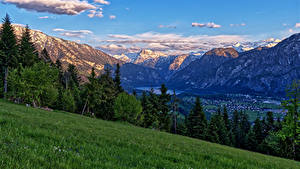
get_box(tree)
[266,111,275,133]
[114,63,123,94]
[114,92,142,124]
[171,90,179,134]
[186,97,207,139]
[158,84,171,131]
[278,80,300,160]
[19,25,38,67]
[0,14,19,97]
[141,91,155,128]
[8,62,58,107]
[96,67,117,120]
[40,48,52,63]
[253,117,264,150]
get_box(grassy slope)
[0,100,299,169]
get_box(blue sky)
[0,0,299,54]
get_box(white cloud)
[230,23,246,27]
[159,25,176,29]
[2,0,96,15]
[53,28,93,38]
[192,22,221,28]
[38,16,49,19]
[109,15,116,20]
[289,29,294,33]
[295,23,300,28]
[94,0,110,5]
[282,23,288,26]
[88,10,103,18]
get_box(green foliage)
[278,80,300,160]
[0,14,19,96]
[186,97,207,139]
[114,63,123,94]
[158,84,171,131]
[8,62,58,107]
[18,25,38,67]
[0,100,299,169]
[61,89,76,113]
[114,92,142,124]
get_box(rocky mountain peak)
[204,48,239,58]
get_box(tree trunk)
[81,97,88,115]
[3,67,8,98]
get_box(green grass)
[0,100,299,169]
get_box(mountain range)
[8,25,300,95]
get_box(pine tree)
[67,64,80,88]
[253,117,264,149]
[186,97,207,139]
[19,25,38,67]
[266,111,275,133]
[0,14,19,97]
[223,106,232,145]
[40,48,52,63]
[171,90,179,134]
[207,112,220,143]
[158,84,171,131]
[141,91,154,128]
[114,63,123,94]
[148,88,160,129]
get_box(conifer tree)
[19,25,38,67]
[141,91,154,127]
[67,64,80,88]
[114,63,123,94]
[0,14,19,97]
[186,97,207,139]
[158,84,171,131]
[171,90,179,134]
[253,117,264,149]
[40,48,51,63]
[266,111,275,133]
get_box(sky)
[0,0,299,55]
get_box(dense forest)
[0,14,299,161]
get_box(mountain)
[168,33,300,95]
[169,48,239,89]
[9,25,122,75]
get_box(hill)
[0,100,299,169]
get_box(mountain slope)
[168,33,300,95]
[0,99,299,168]
[11,25,122,74]
[169,48,239,89]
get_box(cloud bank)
[53,28,93,38]
[97,32,248,55]
[2,0,96,15]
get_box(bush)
[114,92,142,124]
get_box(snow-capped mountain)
[232,38,282,52]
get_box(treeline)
[0,15,299,161]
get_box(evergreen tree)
[67,64,80,88]
[186,97,207,139]
[253,117,264,150]
[141,91,155,128]
[148,88,160,129]
[19,25,38,67]
[0,14,19,97]
[158,84,171,131]
[207,112,220,143]
[171,90,179,134]
[240,111,251,148]
[231,110,241,147]
[223,106,232,145]
[97,67,117,120]
[266,111,275,133]
[114,63,123,94]
[40,48,52,63]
